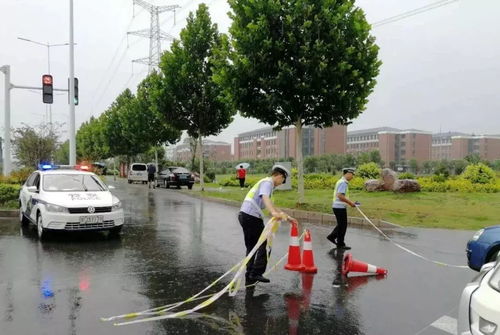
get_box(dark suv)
[157,167,195,189]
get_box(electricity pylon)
[128,0,180,73]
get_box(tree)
[409,159,419,174]
[12,123,58,168]
[221,0,381,202]
[156,4,235,191]
[54,140,69,165]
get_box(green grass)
[189,184,500,230]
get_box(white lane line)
[430,315,457,335]
[415,315,457,335]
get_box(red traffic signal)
[42,74,53,104]
[42,75,53,85]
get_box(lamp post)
[17,37,71,127]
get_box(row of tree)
[72,1,381,199]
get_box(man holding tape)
[327,167,357,250]
[239,164,293,285]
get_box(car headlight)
[489,264,500,292]
[45,203,68,213]
[471,229,484,241]
[112,201,122,211]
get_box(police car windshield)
[43,174,108,192]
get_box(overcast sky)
[1,0,499,148]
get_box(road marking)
[430,315,457,335]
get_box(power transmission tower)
[128,0,180,73]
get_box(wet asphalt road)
[0,178,477,335]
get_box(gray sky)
[1,0,499,148]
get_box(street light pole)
[69,0,76,165]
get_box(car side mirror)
[27,186,38,193]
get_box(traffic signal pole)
[0,65,12,175]
[69,0,76,166]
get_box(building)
[233,125,346,161]
[431,133,500,161]
[173,138,232,162]
[347,127,432,165]
[431,132,468,160]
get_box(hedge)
[0,184,21,207]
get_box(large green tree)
[155,4,235,191]
[221,0,381,201]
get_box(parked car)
[19,165,124,239]
[157,167,195,189]
[467,225,500,271]
[128,163,148,184]
[458,254,500,335]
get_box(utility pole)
[0,65,12,175]
[128,0,179,73]
[69,0,76,165]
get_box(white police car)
[19,165,124,239]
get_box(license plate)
[79,215,103,224]
[180,175,186,179]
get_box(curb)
[179,190,400,229]
[0,209,18,218]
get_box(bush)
[205,170,216,182]
[461,163,496,184]
[219,176,261,188]
[356,162,380,179]
[398,172,415,179]
[0,184,21,206]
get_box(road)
[0,177,476,334]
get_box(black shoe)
[327,235,337,245]
[248,274,270,283]
[338,245,351,250]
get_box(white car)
[458,253,500,335]
[128,163,148,184]
[19,166,124,239]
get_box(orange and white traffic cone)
[341,253,388,276]
[284,222,305,271]
[300,230,317,273]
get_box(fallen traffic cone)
[341,253,388,276]
[284,222,305,271]
[300,230,317,273]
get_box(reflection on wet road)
[0,178,476,334]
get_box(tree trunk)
[295,119,304,203]
[198,131,204,192]
[189,137,198,171]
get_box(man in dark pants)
[327,168,357,250]
[147,164,156,189]
[239,165,292,285]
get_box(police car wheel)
[37,214,45,240]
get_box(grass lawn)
[191,183,500,231]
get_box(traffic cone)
[341,253,388,276]
[301,273,315,310]
[284,293,302,335]
[284,223,305,271]
[300,230,317,273]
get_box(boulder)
[366,168,421,193]
[393,179,421,193]
[364,179,385,192]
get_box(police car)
[19,165,124,239]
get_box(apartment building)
[347,127,432,165]
[173,138,232,162]
[431,133,500,161]
[233,125,346,161]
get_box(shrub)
[461,163,496,184]
[356,162,380,179]
[219,176,260,188]
[0,184,21,206]
[398,172,415,179]
[205,170,216,182]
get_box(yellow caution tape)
[101,218,305,326]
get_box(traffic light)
[42,74,53,104]
[74,77,79,105]
[68,77,79,105]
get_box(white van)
[128,163,148,184]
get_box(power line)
[372,0,459,27]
